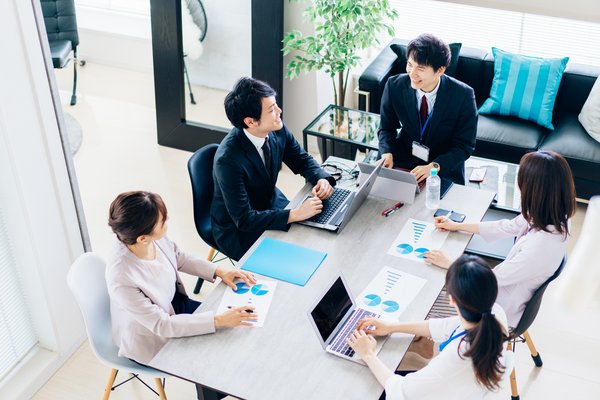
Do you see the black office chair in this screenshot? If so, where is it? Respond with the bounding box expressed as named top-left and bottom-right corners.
top-left (40, 0), bottom-right (82, 106)
top-left (507, 257), bottom-right (567, 400)
top-left (188, 144), bottom-right (233, 294)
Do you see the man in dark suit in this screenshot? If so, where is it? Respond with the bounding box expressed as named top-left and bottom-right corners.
top-left (378, 33), bottom-right (477, 184)
top-left (211, 77), bottom-right (335, 260)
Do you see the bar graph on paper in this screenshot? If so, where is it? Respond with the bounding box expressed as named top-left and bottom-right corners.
top-left (357, 266), bottom-right (427, 319)
top-left (387, 218), bottom-right (449, 262)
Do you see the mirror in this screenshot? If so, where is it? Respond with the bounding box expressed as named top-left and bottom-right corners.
top-left (150, 0), bottom-right (283, 152)
top-left (181, 0), bottom-right (252, 128)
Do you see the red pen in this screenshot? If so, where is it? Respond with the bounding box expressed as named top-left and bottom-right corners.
top-left (381, 202), bottom-right (404, 217)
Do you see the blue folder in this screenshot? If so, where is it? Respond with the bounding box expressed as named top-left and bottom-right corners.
top-left (241, 238), bottom-right (327, 286)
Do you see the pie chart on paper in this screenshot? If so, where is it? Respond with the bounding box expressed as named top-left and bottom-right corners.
top-left (251, 284), bottom-right (270, 296)
top-left (396, 243), bottom-right (413, 254)
top-left (234, 282), bottom-right (250, 294)
top-left (414, 248), bottom-right (429, 259)
top-left (363, 294), bottom-right (382, 307)
top-left (381, 300), bottom-right (400, 313)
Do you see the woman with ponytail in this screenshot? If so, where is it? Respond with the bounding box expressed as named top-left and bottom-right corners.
top-left (347, 255), bottom-right (511, 399)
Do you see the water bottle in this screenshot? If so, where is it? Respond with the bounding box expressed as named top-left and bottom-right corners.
top-left (425, 168), bottom-right (441, 210)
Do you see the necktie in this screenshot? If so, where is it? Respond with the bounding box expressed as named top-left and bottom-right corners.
top-left (420, 94), bottom-right (429, 126)
top-left (261, 137), bottom-right (272, 177)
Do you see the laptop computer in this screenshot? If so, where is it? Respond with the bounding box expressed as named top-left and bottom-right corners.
top-left (308, 274), bottom-right (388, 364)
top-left (358, 162), bottom-right (454, 203)
top-left (296, 160), bottom-right (383, 232)
top-left (358, 162), bottom-right (420, 204)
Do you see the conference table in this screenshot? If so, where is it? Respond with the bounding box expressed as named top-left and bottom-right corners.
top-left (149, 167), bottom-right (494, 399)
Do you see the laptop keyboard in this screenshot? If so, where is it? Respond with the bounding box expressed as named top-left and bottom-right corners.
top-left (329, 308), bottom-right (379, 358)
top-left (308, 187), bottom-right (351, 224)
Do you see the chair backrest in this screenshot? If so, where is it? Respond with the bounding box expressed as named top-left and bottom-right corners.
top-left (512, 257), bottom-right (567, 337)
top-left (40, 0), bottom-right (80, 47)
top-left (187, 144), bottom-right (219, 250)
top-left (67, 252), bottom-right (122, 365)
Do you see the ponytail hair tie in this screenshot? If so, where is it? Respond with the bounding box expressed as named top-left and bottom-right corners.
top-left (481, 310), bottom-right (494, 318)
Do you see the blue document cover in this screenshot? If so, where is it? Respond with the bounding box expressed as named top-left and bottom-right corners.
top-left (241, 238), bottom-right (327, 286)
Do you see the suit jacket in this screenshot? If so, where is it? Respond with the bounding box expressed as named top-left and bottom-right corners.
top-left (479, 215), bottom-right (567, 327)
top-left (106, 237), bottom-right (217, 364)
top-left (378, 74), bottom-right (477, 184)
top-left (211, 125), bottom-right (333, 260)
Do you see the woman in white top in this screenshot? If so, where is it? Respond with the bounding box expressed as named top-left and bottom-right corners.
top-left (106, 191), bottom-right (257, 399)
top-left (424, 150), bottom-right (576, 327)
top-left (347, 255), bottom-right (511, 400)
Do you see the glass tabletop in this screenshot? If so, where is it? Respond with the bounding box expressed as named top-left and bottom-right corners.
top-left (465, 156), bottom-right (521, 211)
top-left (303, 104), bottom-right (380, 149)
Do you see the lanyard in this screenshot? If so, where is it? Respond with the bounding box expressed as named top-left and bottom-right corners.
top-left (438, 325), bottom-right (466, 352)
top-left (418, 110), bottom-right (433, 142)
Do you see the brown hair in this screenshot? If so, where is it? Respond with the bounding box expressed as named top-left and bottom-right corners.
top-left (446, 255), bottom-right (507, 390)
top-left (108, 191), bottom-right (168, 245)
top-left (517, 151), bottom-right (576, 237)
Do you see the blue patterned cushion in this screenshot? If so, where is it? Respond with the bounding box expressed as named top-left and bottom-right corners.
top-left (479, 48), bottom-right (569, 130)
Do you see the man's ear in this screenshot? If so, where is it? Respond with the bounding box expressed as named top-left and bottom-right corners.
top-left (435, 66), bottom-right (446, 76)
top-left (243, 116), bottom-right (257, 128)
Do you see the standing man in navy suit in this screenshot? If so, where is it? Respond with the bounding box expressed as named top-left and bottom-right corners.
top-left (211, 77), bottom-right (335, 260)
top-left (378, 33), bottom-right (477, 185)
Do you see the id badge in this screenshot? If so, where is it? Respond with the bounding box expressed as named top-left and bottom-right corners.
top-left (412, 141), bottom-right (430, 162)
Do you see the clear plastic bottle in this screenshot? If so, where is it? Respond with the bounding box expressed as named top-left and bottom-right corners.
top-left (425, 168), bottom-right (441, 210)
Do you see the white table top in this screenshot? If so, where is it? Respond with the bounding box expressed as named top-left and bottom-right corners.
top-left (149, 177), bottom-right (494, 400)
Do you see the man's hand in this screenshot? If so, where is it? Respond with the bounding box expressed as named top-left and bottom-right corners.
top-left (288, 196), bottom-right (322, 223)
top-left (411, 162), bottom-right (436, 183)
top-left (215, 267), bottom-right (257, 290)
top-left (312, 178), bottom-right (333, 200)
top-left (381, 153), bottom-right (394, 168)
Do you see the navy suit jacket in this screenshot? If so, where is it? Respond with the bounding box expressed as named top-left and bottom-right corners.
top-left (211, 125), bottom-right (333, 260)
top-left (378, 74), bottom-right (477, 184)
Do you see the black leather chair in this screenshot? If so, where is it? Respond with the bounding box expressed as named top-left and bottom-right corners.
top-left (507, 257), bottom-right (567, 400)
top-left (187, 144), bottom-right (232, 294)
top-left (40, 0), bottom-right (81, 106)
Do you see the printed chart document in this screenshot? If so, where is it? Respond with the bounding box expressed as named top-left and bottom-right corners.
top-left (387, 218), bottom-right (449, 262)
top-left (216, 279), bottom-right (277, 327)
top-left (356, 266), bottom-right (427, 320)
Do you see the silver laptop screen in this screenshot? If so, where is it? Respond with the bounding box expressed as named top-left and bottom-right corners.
top-left (310, 277), bottom-right (353, 342)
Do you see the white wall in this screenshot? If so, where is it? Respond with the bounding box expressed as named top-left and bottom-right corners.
top-left (0, 0), bottom-right (86, 398)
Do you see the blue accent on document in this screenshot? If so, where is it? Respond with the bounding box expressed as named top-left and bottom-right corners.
top-left (241, 238), bottom-right (327, 286)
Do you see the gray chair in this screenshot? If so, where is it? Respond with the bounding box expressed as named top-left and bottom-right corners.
top-left (67, 252), bottom-right (168, 399)
top-left (40, 0), bottom-right (82, 105)
top-left (507, 257), bottom-right (567, 400)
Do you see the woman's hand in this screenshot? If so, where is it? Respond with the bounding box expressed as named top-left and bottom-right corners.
top-left (346, 330), bottom-right (377, 359)
top-left (424, 250), bottom-right (453, 269)
top-left (356, 318), bottom-right (394, 336)
top-left (215, 267), bottom-right (257, 290)
top-left (434, 216), bottom-right (460, 232)
top-left (214, 306), bottom-right (258, 328)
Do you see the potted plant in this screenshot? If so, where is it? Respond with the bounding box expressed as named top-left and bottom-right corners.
top-left (282, 0), bottom-right (397, 159)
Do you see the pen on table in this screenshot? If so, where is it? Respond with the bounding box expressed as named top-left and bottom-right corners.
top-left (227, 306), bottom-right (254, 313)
top-left (381, 202), bottom-right (404, 217)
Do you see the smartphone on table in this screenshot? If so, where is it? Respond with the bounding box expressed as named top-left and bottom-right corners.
top-left (434, 208), bottom-right (466, 223)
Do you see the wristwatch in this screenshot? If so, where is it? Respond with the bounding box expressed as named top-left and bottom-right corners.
top-left (432, 162), bottom-right (440, 172)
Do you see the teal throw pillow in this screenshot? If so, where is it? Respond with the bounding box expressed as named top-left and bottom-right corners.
top-left (479, 48), bottom-right (569, 130)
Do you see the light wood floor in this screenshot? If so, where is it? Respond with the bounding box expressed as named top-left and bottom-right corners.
top-left (33, 62), bottom-right (600, 399)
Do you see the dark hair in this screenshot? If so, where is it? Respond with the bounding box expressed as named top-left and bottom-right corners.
top-left (446, 255), bottom-right (506, 390)
top-left (224, 77), bottom-right (276, 129)
top-left (108, 191), bottom-right (168, 245)
top-left (407, 33), bottom-right (451, 72)
top-left (517, 150), bottom-right (576, 237)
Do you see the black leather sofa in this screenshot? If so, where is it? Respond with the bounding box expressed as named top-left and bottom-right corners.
top-left (358, 39), bottom-right (600, 200)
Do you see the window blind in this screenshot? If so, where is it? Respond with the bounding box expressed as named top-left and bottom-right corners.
top-left (0, 207), bottom-right (37, 380)
top-left (384, 0), bottom-right (600, 66)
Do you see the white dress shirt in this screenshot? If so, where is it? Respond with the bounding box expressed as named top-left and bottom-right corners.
top-left (415, 78), bottom-right (441, 115)
top-left (385, 304), bottom-right (512, 400)
top-left (243, 128), bottom-right (269, 166)
top-left (478, 214), bottom-right (568, 327)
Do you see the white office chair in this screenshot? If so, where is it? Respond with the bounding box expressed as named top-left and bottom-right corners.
top-left (67, 252), bottom-right (168, 400)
